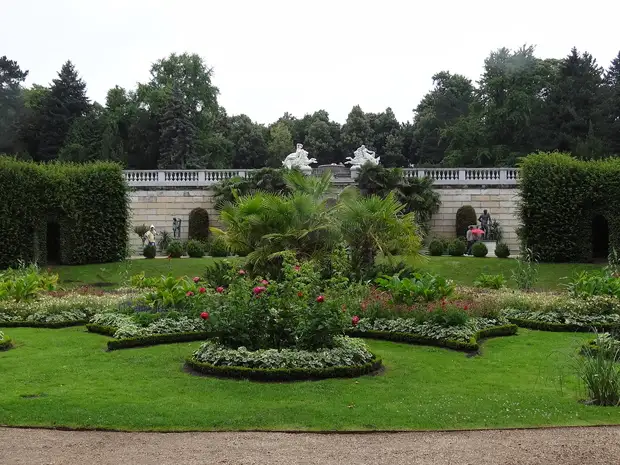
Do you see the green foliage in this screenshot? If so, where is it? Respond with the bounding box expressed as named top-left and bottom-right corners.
top-left (165, 240), bottom-right (184, 259)
top-left (472, 242), bottom-right (488, 258)
top-left (428, 239), bottom-right (445, 256)
top-left (447, 239), bottom-right (466, 257)
top-left (185, 239), bottom-right (205, 258)
top-left (578, 334), bottom-right (620, 406)
top-left (0, 265), bottom-right (58, 302)
top-left (188, 208), bottom-right (210, 242)
top-left (495, 242), bottom-right (511, 258)
top-left (212, 168), bottom-right (290, 210)
top-left (158, 86), bottom-right (198, 169)
top-left (456, 205), bottom-right (477, 239)
top-left (487, 220), bottom-right (503, 242)
top-left (375, 272), bottom-right (454, 304)
top-left (474, 273), bottom-right (507, 289)
top-left (157, 230), bottom-right (172, 252)
top-left (511, 248), bottom-right (539, 291)
top-left (207, 235), bottom-right (230, 258)
top-left (202, 260), bottom-right (238, 287)
top-left (143, 245), bottom-right (157, 259)
top-left (564, 270), bottom-right (620, 298)
top-left (0, 158), bottom-right (129, 268)
top-left (519, 153), bottom-right (620, 262)
top-left (134, 224), bottom-right (149, 245)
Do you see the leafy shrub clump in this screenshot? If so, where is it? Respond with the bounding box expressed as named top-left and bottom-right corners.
top-left (428, 239), bottom-right (444, 256)
top-left (448, 239), bottom-right (466, 257)
top-left (0, 265), bottom-right (58, 302)
top-left (207, 235), bottom-right (229, 257)
top-left (375, 273), bottom-right (454, 304)
top-left (188, 208), bottom-right (210, 242)
top-left (166, 240), bottom-right (184, 258)
top-left (495, 242), bottom-right (510, 258)
top-left (565, 270), bottom-right (620, 299)
top-left (143, 244), bottom-right (157, 259)
top-left (203, 260), bottom-right (239, 287)
top-left (186, 239), bottom-right (205, 258)
top-left (474, 273), bottom-right (507, 290)
top-left (456, 205), bottom-right (477, 239)
top-left (472, 242), bottom-right (488, 257)
top-left (578, 334), bottom-right (620, 406)
top-left (512, 248), bottom-right (539, 291)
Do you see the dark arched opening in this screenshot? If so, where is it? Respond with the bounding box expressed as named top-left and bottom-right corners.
top-left (46, 221), bottom-right (61, 264)
top-left (592, 215), bottom-right (609, 260)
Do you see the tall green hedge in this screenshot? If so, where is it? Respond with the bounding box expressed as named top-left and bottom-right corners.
top-left (0, 157), bottom-right (129, 268)
top-left (519, 152), bottom-right (620, 262)
top-left (188, 207), bottom-right (210, 242)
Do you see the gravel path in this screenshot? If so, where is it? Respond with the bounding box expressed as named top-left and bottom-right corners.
top-left (2, 426), bottom-right (620, 465)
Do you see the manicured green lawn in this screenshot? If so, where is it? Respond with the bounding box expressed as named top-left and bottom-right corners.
top-left (51, 256), bottom-right (602, 291)
top-left (1, 327), bottom-right (619, 431)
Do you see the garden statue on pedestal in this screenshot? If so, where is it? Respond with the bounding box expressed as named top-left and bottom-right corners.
top-left (346, 145), bottom-right (380, 178)
top-left (172, 218), bottom-right (182, 239)
top-left (283, 143), bottom-right (316, 175)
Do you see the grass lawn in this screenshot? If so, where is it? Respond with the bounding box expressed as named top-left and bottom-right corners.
top-left (1, 327), bottom-right (619, 431)
top-left (50, 256), bottom-right (603, 291)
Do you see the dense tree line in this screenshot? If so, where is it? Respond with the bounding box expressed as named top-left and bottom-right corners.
top-left (1, 46), bottom-right (620, 168)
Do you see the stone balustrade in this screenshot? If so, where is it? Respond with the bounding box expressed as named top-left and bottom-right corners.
top-left (123, 167), bottom-right (519, 187)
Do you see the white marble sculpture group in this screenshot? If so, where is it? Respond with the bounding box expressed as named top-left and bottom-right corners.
top-left (282, 143), bottom-right (380, 174)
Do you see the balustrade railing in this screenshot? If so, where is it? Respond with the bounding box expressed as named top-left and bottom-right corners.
top-left (123, 168), bottom-right (519, 187)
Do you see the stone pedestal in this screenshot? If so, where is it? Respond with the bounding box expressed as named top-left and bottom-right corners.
top-left (350, 165), bottom-right (361, 180)
top-left (300, 166), bottom-right (312, 176)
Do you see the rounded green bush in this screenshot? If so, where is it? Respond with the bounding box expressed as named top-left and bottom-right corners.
top-left (143, 244), bottom-right (157, 259)
top-left (456, 205), bottom-right (477, 239)
top-left (188, 208), bottom-right (210, 242)
top-left (207, 235), bottom-right (229, 258)
top-left (448, 239), bottom-right (466, 257)
top-left (166, 240), bottom-right (184, 258)
top-left (428, 239), bottom-right (444, 256)
top-left (186, 239), bottom-right (205, 258)
top-left (495, 242), bottom-right (511, 258)
top-left (472, 242), bottom-right (488, 258)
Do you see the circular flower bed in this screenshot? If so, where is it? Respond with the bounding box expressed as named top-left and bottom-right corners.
top-left (186, 336), bottom-right (382, 381)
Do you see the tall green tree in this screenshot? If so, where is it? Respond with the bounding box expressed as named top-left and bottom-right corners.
top-left (36, 61), bottom-right (90, 162)
top-left (228, 114), bottom-right (269, 168)
top-left (158, 86), bottom-right (198, 168)
top-left (58, 103), bottom-right (106, 162)
top-left (0, 56), bottom-right (28, 155)
top-left (341, 105), bottom-right (374, 157)
top-left (603, 51), bottom-right (620, 155)
top-left (267, 121), bottom-right (294, 167)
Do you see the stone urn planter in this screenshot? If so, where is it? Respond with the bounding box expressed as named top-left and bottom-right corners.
top-left (482, 240), bottom-right (496, 256)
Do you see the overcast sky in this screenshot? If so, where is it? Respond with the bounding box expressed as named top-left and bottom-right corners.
top-left (3, 0), bottom-right (620, 124)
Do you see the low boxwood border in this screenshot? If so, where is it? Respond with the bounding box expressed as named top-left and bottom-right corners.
top-left (86, 323), bottom-right (118, 337)
top-left (107, 331), bottom-right (212, 351)
top-left (349, 324), bottom-right (518, 352)
top-left (0, 337), bottom-right (13, 351)
top-left (507, 318), bottom-right (620, 333)
top-left (185, 355), bottom-right (383, 382)
top-left (0, 320), bottom-right (87, 328)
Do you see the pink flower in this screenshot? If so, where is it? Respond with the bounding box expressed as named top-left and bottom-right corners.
top-left (261, 279), bottom-right (269, 285)
top-left (193, 277), bottom-right (200, 283)
top-left (316, 295), bottom-right (324, 303)
top-left (238, 269), bottom-right (246, 276)
top-left (352, 315), bottom-right (360, 326)
top-left (253, 286), bottom-right (266, 295)
top-left (199, 287), bottom-right (206, 294)
top-left (216, 286), bottom-right (224, 293)
top-left (200, 312), bottom-right (210, 320)
top-left (294, 265), bottom-right (301, 271)
top-left (297, 291), bottom-right (304, 297)
top-left (186, 291), bottom-right (194, 297)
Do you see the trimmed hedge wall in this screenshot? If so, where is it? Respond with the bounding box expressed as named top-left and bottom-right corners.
top-left (0, 320), bottom-right (87, 328)
top-left (0, 337), bottom-right (12, 351)
top-left (188, 208), bottom-right (210, 242)
top-left (0, 157), bottom-right (129, 268)
top-left (507, 317), bottom-right (620, 333)
top-left (349, 324), bottom-right (517, 352)
top-left (519, 153), bottom-right (620, 262)
top-left (185, 355), bottom-right (383, 381)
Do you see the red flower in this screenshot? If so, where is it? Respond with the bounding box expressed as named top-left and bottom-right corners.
top-left (316, 295), bottom-right (324, 303)
top-left (193, 277), bottom-right (200, 283)
top-left (253, 286), bottom-right (266, 295)
top-left (200, 312), bottom-right (210, 320)
top-left (216, 286), bottom-right (224, 293)
top-left (238, 269), bottom-right (246, 276)
top-left (294, 265), bottom-right (301, 271)
top-left (199, 287), bottom-right (206, 294)
top-left (463, 304), bottom-right (469, 311)
top-left (261, 279), bottom-right (269, 285)
top-left (167, 255), bottom-right (172, 260)
top-left (352, 315), bottom-right (360, 326)
top-left (297, 291), bottom-right (304, 297)
top-left (186, 291), bottom-right (194, 297)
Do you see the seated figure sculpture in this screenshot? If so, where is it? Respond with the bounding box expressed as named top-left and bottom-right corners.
top-left (345, 145), bottom-right (380, 167)
top-left (283, 143), bottom-right (317, 170)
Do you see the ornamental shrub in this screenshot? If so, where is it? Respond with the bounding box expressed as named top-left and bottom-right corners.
top-left (447, 239), bottom-right (466, 257)
top-left (428, 239), bottom-right (444, 256)
top-left (185, 239), bottom-right (205, 258)
top-left (143, 245), bottom-right (157, 259)
top-left (207, 235), bottom-right (229, 257)
top-left (519, 153), bottom-right (620, 262)
top-left (456, 205), bottom-right (477, 239)
top-left (0, 157), bottom-right (129, 268)
top-left (166, 240), bottom-right (184, 258)
top-left (495, 242), bottom-right (510, 258)
top-left (472, 242), bottom-right (488, 257)
top-left (188, 208), bottom-right (210, 242)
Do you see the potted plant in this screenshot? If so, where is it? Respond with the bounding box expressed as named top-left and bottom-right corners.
top-left (482, 220), bottom-right (502, 256)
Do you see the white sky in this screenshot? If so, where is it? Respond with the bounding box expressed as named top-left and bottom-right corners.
top-left (3, 0), bottom-right (620, 124)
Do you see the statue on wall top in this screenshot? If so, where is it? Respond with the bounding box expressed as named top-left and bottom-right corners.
top-left (283, 143), bottom-right (317, 170)
top-left (345, 145), bottom-right (380, 167)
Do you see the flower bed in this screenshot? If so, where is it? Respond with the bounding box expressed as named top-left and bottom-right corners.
top-left (0, 330), bottom-right (12, 351)
top-left (350, 317), bottom-right (517, 351)
top-left (501, 308), bottom-right (620, 332)
top-left (187, 336), bottom-right (382, 381)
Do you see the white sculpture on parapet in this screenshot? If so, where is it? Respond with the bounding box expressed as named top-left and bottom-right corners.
top-left (283, 143), bottom-right (316, 174)
top-left (346, 145), bottom-right (380, 167)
